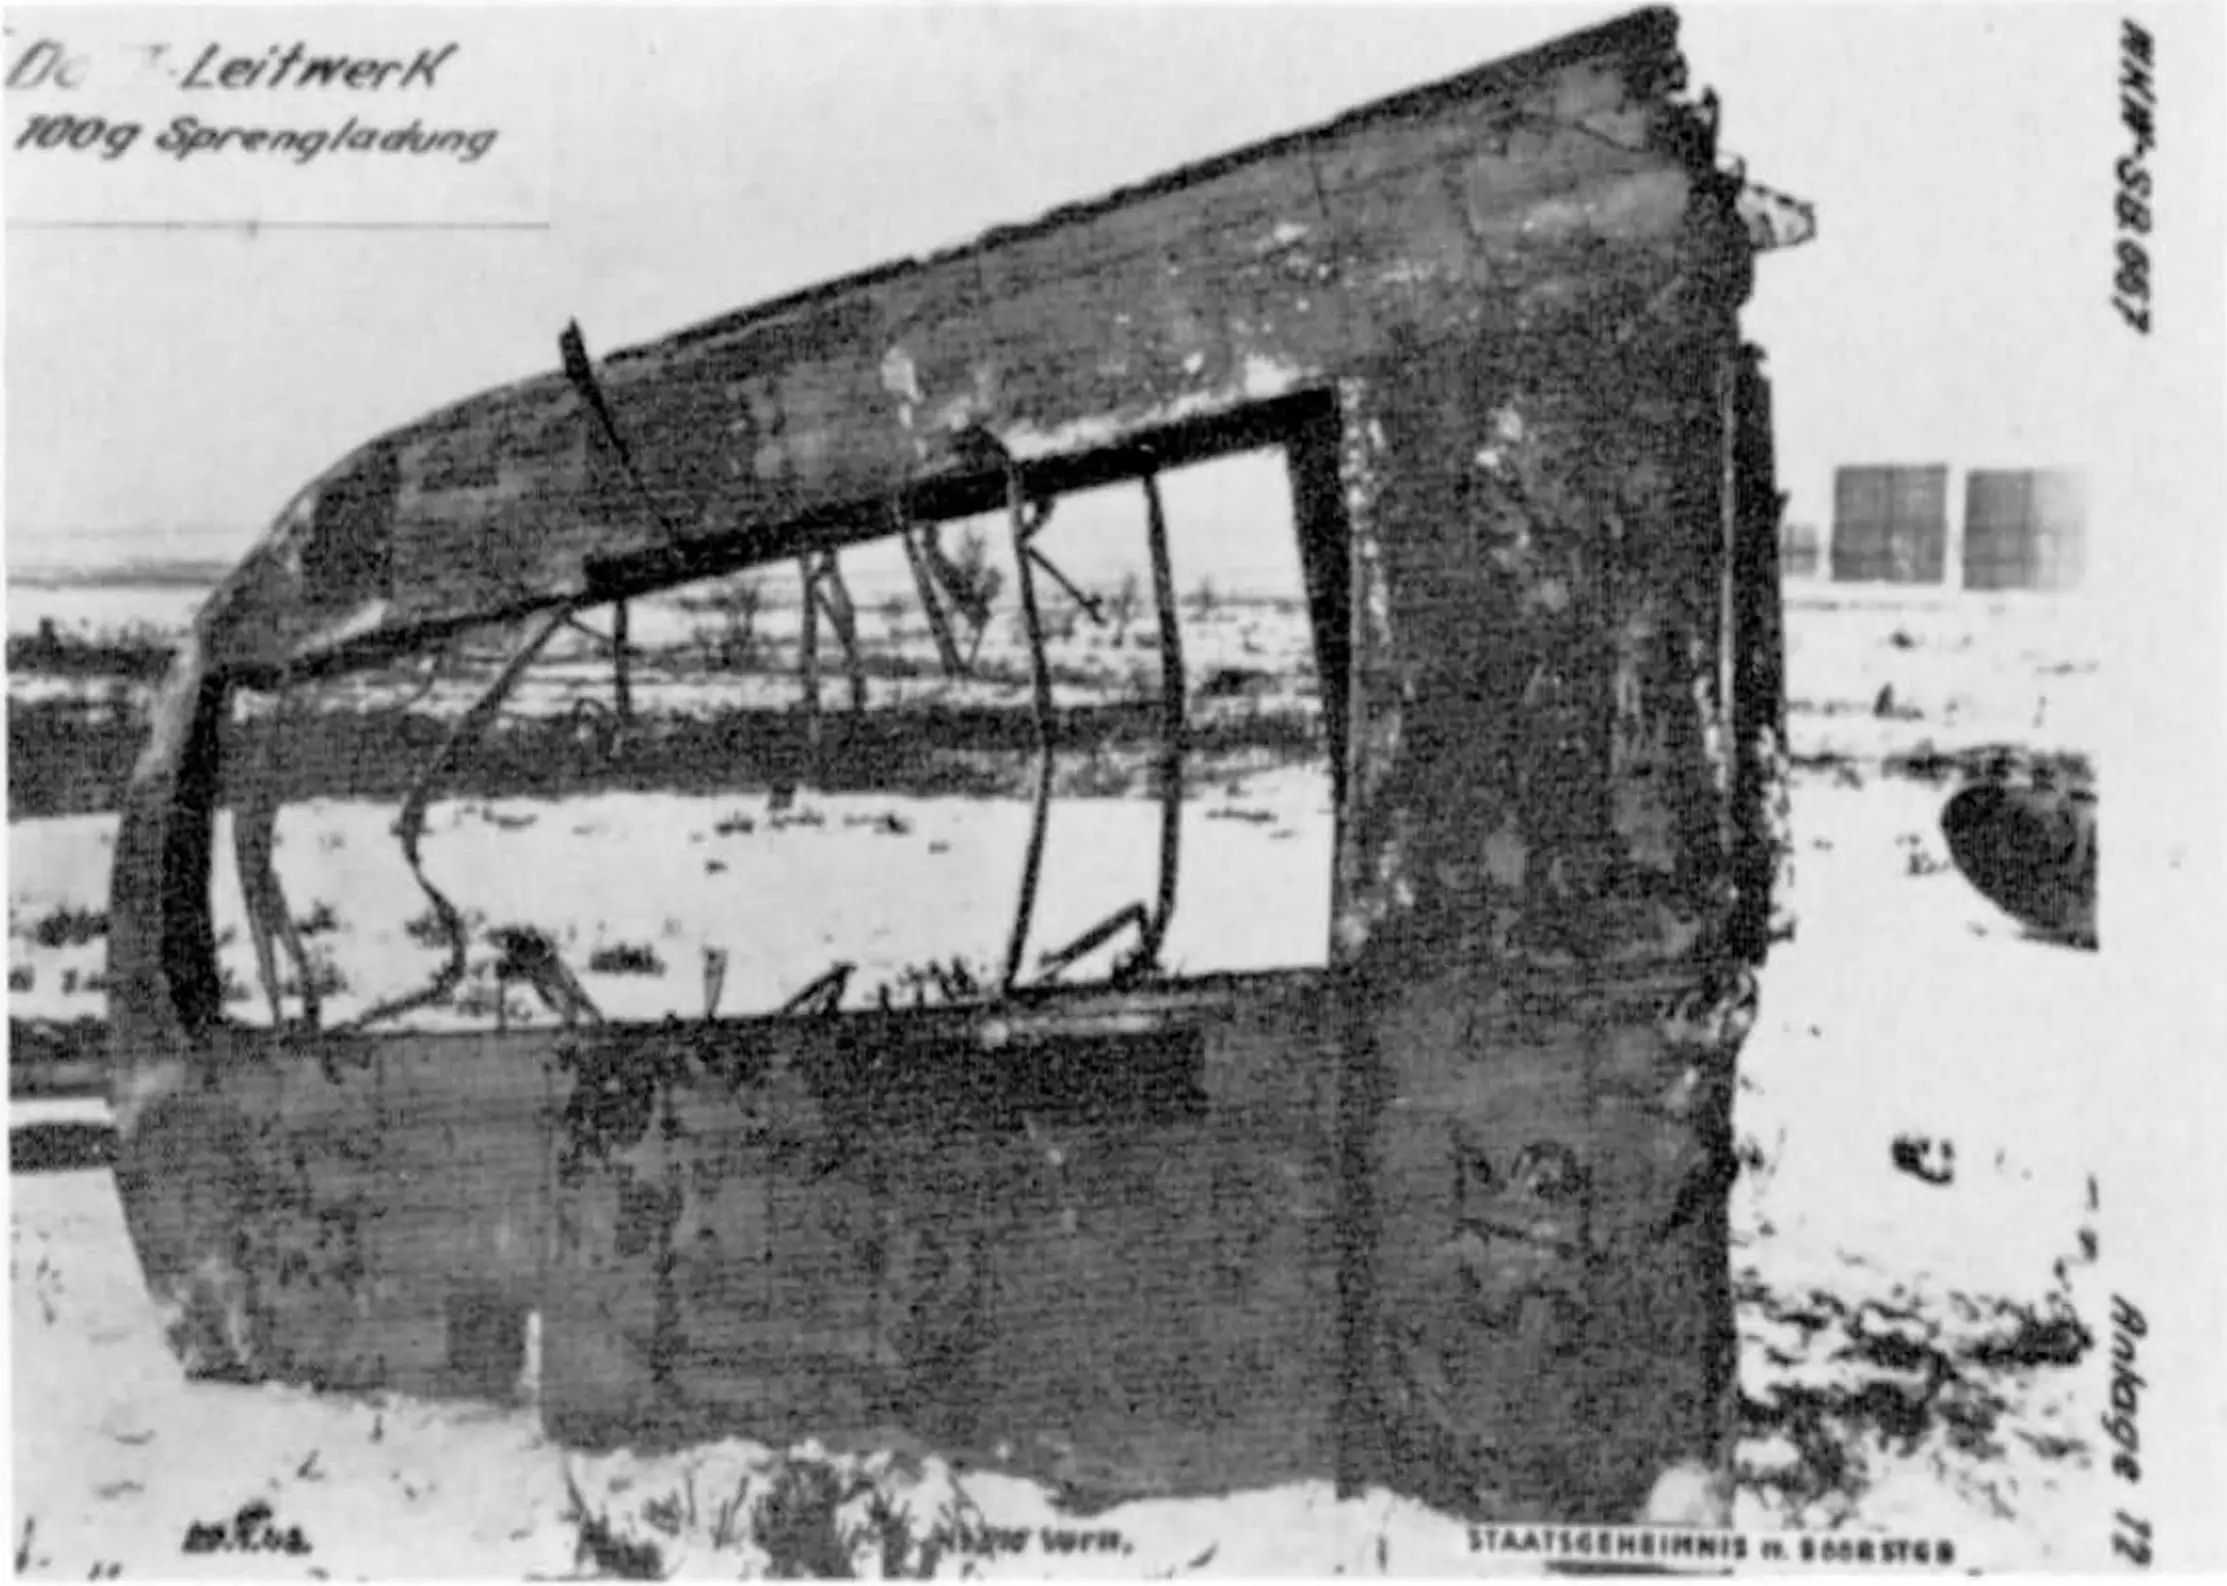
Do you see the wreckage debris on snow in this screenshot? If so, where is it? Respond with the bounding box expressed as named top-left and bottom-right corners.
top-left (101, 4), bottom-right (1814, 1529)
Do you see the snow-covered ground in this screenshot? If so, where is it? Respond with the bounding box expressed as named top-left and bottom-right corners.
top-left (5, 584), bottom-right (209, 641)
top-left (1780, 586), bottom-right (2102, 762)
top-left (7, 769), bottom-right (1336, 1029)
top-left (8, 585), bottom-right (2115, 1576)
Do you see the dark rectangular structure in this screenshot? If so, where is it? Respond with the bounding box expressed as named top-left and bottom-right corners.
top-left (1830, 463), bottom-right (1948, 585)
top-left (1780, 519), bottom-right (1821, 579)
top-left (1963, 467), bottom-right (2086, 591)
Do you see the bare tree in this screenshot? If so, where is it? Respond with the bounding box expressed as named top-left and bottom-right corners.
top-left (1107, 570), bottom-right (1143, 643)
top-left (944, 527), bottom-right (1005, 664)
top-left (697, 573), bottom-right (764, 671)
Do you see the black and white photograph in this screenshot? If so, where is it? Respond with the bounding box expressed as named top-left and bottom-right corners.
top-left (7, 2), bottom-right (2223, 1577)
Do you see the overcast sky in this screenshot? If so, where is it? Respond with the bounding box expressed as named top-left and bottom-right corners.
top-left (2, 2), bottom-right (2211, 591)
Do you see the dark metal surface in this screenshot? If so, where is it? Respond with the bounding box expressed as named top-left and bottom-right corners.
top-left (101, 3), bottom-right (1804, 1527)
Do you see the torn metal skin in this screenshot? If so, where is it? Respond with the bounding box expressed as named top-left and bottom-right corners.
top-left (103, 5), bottom-right (1809, 1527)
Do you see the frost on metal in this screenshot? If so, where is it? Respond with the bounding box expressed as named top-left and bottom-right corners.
top-left (105, 6), bottom-right (1809, 1528)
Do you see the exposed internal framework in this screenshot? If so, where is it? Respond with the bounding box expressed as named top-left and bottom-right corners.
top-left (228, 429), bottom-right (1323, 1038)
top-left (106, 6), bottom-right (1812, 1524)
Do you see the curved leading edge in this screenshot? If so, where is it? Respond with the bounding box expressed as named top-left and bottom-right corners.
top-left (106, 607), bottom-right (262, 1371)
top-left (108, 633), bottom-right (218, 1139)
top-left (111, 586), bottom-right (557, 1390)
top-left (111, 572), bottom-right (430, 1389)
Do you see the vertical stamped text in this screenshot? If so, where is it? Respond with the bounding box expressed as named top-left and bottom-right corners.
top-left (2103, 1293), bottom-right (2151, 1566)
top-left (2111, 19), bottom-right (2156, 335)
